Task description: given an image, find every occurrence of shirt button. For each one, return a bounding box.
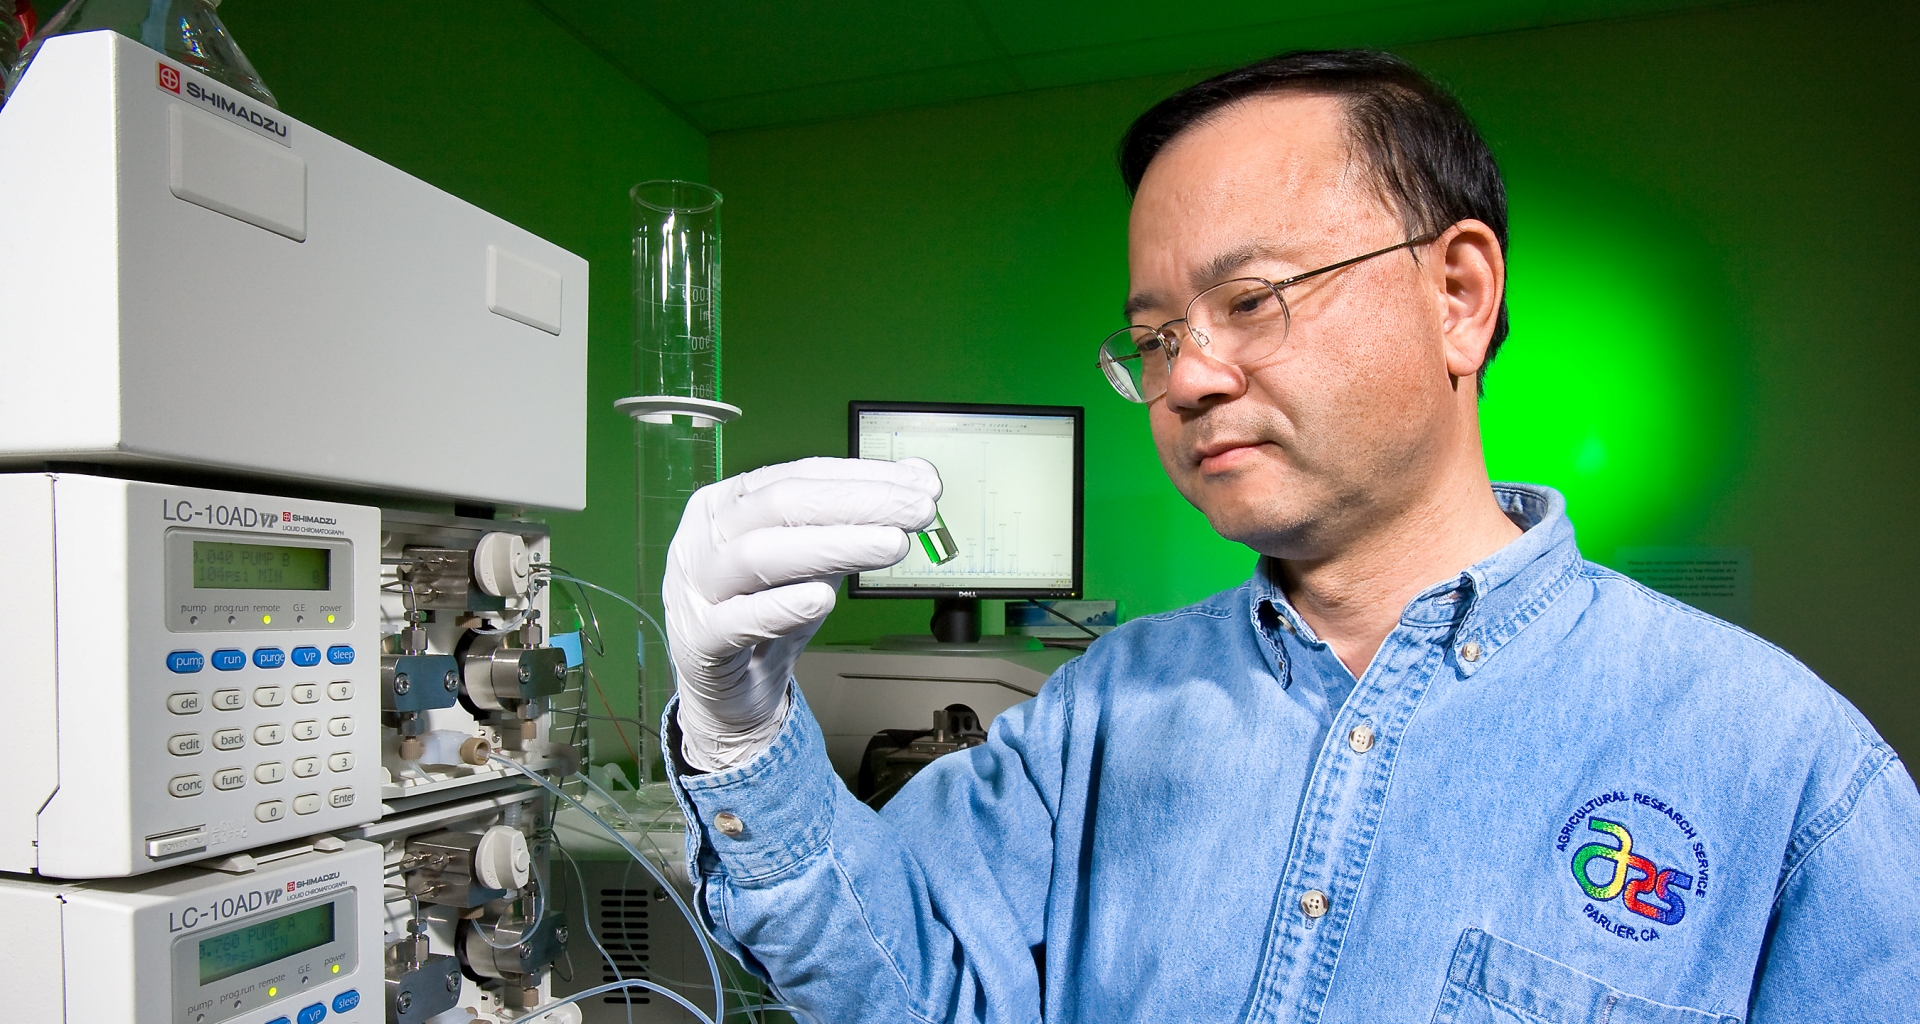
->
[1300,889,1329,918]
[1460,641,1482,663]
[713,812,745,837]
[1348,723,1376,754]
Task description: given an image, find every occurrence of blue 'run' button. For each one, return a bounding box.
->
[331,989,360,1013]
[290,646,321,667]
[325,645,355,666]
[166,650,204,674]
[297,1002,327,1024]
[252,647,287,669]
[210,649,246,671]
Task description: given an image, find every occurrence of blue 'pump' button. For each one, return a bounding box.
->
[290,646,321,667]
[210,649,246,671]
[166,651,204,673]
[325,645,354,666]
[331,989,360,1013]
[297,1003,327,1024]
[252,647,286,669]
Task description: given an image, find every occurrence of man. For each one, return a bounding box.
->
[661,50,1919,1022]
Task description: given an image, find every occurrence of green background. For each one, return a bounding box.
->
[222,0,1918,765]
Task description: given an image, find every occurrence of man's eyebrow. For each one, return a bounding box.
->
[1191,240,1296,292]
[1122,291,1161,323]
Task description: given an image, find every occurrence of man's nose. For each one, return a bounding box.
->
[1162,337,1247,412]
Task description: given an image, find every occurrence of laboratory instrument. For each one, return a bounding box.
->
[849,401,1086,646]
[378,511,569,801]
[0,30,589,510]
[0,835,383,1024]
[624,180,740,778]
[0,473,382,878]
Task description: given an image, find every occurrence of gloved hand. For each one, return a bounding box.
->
[666,457,942,772]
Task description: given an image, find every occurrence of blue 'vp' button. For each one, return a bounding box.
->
[290,646,321,667]
[331,989,360,1013]
[252,647,287,669]
[297,1002,327,1024]
[166,650,204,673]
[210,649,246,671]
[325,645,355,666]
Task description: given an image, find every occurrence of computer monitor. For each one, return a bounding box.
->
[848,401,1084,647]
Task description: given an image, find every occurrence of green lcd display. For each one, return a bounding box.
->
[198,902,335,985]
[193,541,330,591]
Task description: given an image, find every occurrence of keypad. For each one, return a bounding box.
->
[167,733,203,756]
[292,719,321,741]
[210,649,247,671]
[168,774,204,797]
[293,793,321,815]
[328,788,355,808]
[254,724,285,745]
[212,729,245,751]
[327,751,354,773]
[213,767,247,791]
[167,692,202,715]
[291,646,322,667]
[254,686,284,707]
[327,717,354,737]
[292,757,320,778]
[326,645,355,665]
[292,682,321,704]
[166,651,204,673]
[254,762,285,784]
[211,689,245,711]
[252,647,286,669]
[327,681,354,701]
[255,800,286,822]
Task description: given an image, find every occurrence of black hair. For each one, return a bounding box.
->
[1119,50,1509,389]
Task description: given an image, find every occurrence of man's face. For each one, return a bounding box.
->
[1127,92,1461,559]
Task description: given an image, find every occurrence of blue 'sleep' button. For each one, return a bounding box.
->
[166,650,204,674]
[331,989,360,1013]
[297,1002,327,1024]
[325,645,354,666]
[253,647,287,669]
[290,646,321,667]
[210,649,247,671]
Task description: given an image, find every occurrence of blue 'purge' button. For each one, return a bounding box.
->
[291,646,321,667]
[325,645,355,666]
[210,649,246,671]
[252,647,287,669]
[166,650,204,674]
[297,1002,327,1024]
[264,1018,291,1024]
[331,989,361,1013]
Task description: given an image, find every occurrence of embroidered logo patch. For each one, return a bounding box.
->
[1555,790,1711,943]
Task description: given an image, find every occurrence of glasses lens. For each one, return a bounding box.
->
[1098,327,1169,403]
[1188,278,1289,364]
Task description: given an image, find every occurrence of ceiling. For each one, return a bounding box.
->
[533,0,1749,133]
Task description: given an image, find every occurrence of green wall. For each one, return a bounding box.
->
[221,1,708,765]
[710,0,1920,758]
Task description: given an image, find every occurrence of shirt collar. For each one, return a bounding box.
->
[1249,483,1583,676]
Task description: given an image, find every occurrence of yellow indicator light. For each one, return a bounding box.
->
[331,964,340,974]
[268,987,277,997]
[262,614,272,624]
[326,614,336,623]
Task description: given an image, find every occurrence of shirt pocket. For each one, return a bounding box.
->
[1429,929,1740,1024]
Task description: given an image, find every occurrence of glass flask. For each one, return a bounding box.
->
[14,0,275,107]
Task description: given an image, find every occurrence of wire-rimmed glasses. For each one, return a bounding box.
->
[1095,234,1439,403]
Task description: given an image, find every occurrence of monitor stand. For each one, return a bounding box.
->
[873,597,1043,653]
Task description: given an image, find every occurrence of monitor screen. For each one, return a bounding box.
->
[849,402,1083,598]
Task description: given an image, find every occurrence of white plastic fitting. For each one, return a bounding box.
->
[473,531,531,598]
[473,824,532,891]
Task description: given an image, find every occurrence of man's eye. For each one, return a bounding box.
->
[1227,287,1279,317]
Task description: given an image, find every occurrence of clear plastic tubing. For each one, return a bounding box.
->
[633,180,722,779]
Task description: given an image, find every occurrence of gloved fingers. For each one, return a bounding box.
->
[699,580,840,651]
[702,525,911,602]
[712,477,936,538]
[732,456,934,494]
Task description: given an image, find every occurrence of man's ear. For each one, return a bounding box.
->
[1436,219,1505,384]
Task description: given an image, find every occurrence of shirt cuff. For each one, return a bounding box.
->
[666,682,837,884]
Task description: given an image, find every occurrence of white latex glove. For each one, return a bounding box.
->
[666,456,942,771]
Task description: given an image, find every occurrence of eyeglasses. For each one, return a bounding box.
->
[1095,234,1440,404]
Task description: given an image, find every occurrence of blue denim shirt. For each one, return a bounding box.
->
[670,484,1920,1023]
